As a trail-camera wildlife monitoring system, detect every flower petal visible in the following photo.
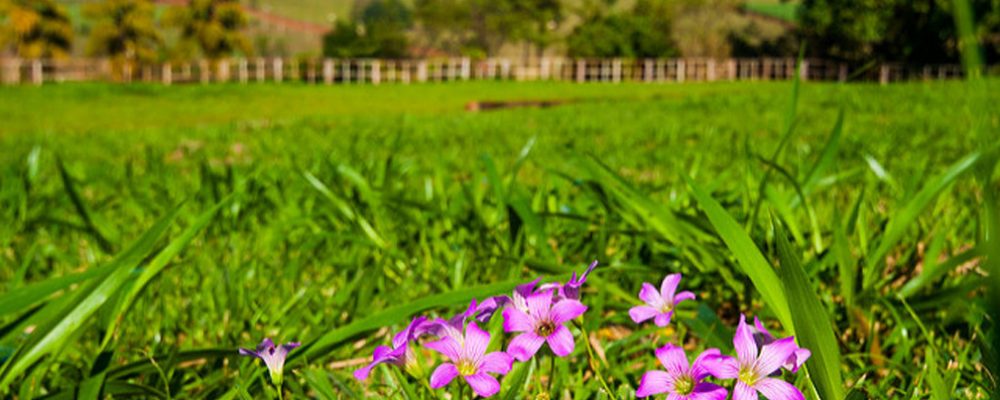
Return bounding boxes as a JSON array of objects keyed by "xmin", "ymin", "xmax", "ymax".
[
  {"xmin": 464, "ymin": 372, "xmax": 501, "ymax": 397},
  {"xmin": 699, "ymin": 354, "xmax": 738, "ymax": 379},
  {"xmin": 429, "ymin": 363, "xmax": 459, "ymax": 389},
  {"xmin": 734, "ymin": 315, "xmax": 758, "ymax": 364},
  {"xmin": 755, "ymin": 377, "xmax": 805, "ymax": 400},
  {"xmin": 660, "ymin": 273, "xmax": 682, "ymax": 301},
  {"xmin": 507, "ymin": 332, "xmax": 546, "ymax": 361},
  {"xmin": 546, "ymin": 324, "xmax": 576, "ymax": 357},
  {"xmin": 756, "ymin": 336, "xmax": 799, "ymax": 376},
  {"xmin": 690, "ymin": 348, "xmax": 722, "ymax": 379},
  {"xmin": 753, "ymin": 316, "xmax": 776, "ymax": 343},
  {"xmin": 690, "ymin": 382, "xmax": 729, "ymax": 400},
  {"xmin": 479, "ymin": 351, "xmax": 513, "ymax": 375},
  {"xmin": 784, "ymin": 348, "xmax": 812, "ymax": 373},
  {"xmin": 526, "ymin": 289, "xmax": 554, "ymax": 319},
  {"xmin": 550, "ymin": 299, "xmax": 587, "ymax": 323},
  {"xmin": 638, "ymin": 282, "xmax": 662, "ymax": 305},
  {"xmin": 635, "ymin": 370, "xmax": 674, "ymax": 397},
  {"xmin": 257, "ymin": 338, "xmax": 275, "ymax": 352},
  {"xmin": 502, "ymin": 307, "xmax": 534, "ymax": 333},
  {"xmin": 394, "ymin": 316, "xmax": 428, "ymax": 348},
  {"xmin": 464, "ymin": 322, "xmax": 491, "ymax": 360},
  {"xmin": 238, "ymin": 348, "xmax": 259, "ymax": 358},
  {"xmin": 654, "ymin": 343, "xmax": 689, "ymax": 375},
  {"xmin": 425, "ymin": 336, "xmax": 462, "ymax": 362},
  {"xmin": 353, "ymin": 363, "xmax": 377, "ymax": 381},
  {"xmin": 673, "ymin": 291, "xmax": 696, "ymax": 304},
  {"xmin": 733, "ymin": 381, "xmax": 758, "ymax": 400},
  {"xmin": 629, "ymin": 305, "xmax": 659, "ymax": 324},
  {"xmin": 653, "ymin": 311, "xmax": 674, "ymax": 327}
]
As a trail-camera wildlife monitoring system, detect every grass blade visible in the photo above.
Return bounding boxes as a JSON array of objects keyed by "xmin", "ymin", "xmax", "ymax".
[
  {"xmin": 683, "ymin": 174, "xmax": 791, "ymax": 328},
  {"xmin": 774, "ymin": 216, "xmax": 845, "ymax": 399},
  {"xmin": 0, "ymin": 205, "xmax": 183, "ymax": 388}
]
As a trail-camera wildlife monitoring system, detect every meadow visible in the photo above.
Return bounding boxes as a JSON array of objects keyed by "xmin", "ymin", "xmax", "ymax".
[{"xmin": 0, "ymin": 79, "xmax": 997, "ymax": 399}]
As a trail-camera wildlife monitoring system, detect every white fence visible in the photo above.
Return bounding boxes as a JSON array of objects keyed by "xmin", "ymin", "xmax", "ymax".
[{"xmin": 0, "ymin": 57, "xmax": 976, "ymax": 86}]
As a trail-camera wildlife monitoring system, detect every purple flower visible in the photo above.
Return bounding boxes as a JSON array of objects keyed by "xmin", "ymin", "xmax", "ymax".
[
  {"xmin": 425, "ymin": 321, "xmax": 514, "ymax": 398},
  {"xmin": 354, "ymin": 317, "xmax": 429, "ymax": 381},
  {"xmin": 502, "ymin": 288, "xmax": 588, "ymax": 361},
  {"xmin": 629, "ymin": 273, "xmax": 695, "ymax": 327},
  {"xmin": 706, "ymin": 315, "xmax": 805, "ymax": 400},
  {"xmin": 239, "ymin": 338, "xmax": 300, "ymax": 385},
  {"xmin": 636, "ymin": 344, "xmax": 728, "ymax": 400},
  {"xmin": 750, "ymin": 317, "xmax": 812, "ymax": 373},
  {"xmin": 561, "ymin": 260, "xmax": 598, "ymax": 300}
]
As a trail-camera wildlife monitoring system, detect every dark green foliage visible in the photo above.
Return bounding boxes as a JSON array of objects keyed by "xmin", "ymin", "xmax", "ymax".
[
  {"xmin": 799, "ymin": 0, "xmax": 1000, "ymax": 64},
  {"xmin": 567, "ymin": 0, "xmax": 677, "ymax": 58},
  {"xmin": 323, "ymin": 0, "xmax": 412, "ymax": 58}
]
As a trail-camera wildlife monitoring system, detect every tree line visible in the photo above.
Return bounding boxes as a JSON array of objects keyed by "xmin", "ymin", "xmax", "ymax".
[{"xmin": 1, "ymin": 0, "xmax": 997, "ymax": 67}]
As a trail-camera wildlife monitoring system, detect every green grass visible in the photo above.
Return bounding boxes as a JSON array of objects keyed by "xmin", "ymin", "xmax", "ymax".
[{"xmin": 0, "ymin": 80, "xmax": 997, "ymax": 398}]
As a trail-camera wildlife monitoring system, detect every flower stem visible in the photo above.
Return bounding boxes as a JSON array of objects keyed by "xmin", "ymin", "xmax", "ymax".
[
  {"xmin": 578, "ymin": 323, "xmax": 617, "ymax": 400},
  {"xmin": 546, "ymin": 355, "xmax": 556, "ymax": 394}
]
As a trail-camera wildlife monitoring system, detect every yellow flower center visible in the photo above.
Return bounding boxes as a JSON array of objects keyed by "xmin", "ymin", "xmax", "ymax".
[
  {"xmin": 457, "ymin": 359, "xmax": 477, "ymax": 376},
  {"xmin": 738, "ymin": 366, "xmax": 758, "ymax": 386},
  {"xmin": 659, "ymin": 303, "xmax": 673, "ymax": 314},
  {"xmin": 674, "ymin": 375, "xmax": 695, "ymax": 395}
]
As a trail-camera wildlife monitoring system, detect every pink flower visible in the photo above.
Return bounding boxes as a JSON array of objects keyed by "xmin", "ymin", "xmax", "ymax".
[
  {"xmin": 425, "ymin": 322, "xmax": 514, "ymax": 398},
  {"xmin": 705, "ymin": 315, "xmax": 805, "ymax": 400},
  {"xmin": 239, "ymin": 338, "xmax": 300, "ymax": 385},
  {"xmin": 750, "ymin": 316, "xmax": 812, "ymax": 373},
  {"xmin": 636, "ymin": 344, "xmax": 728, "ymax": 400},
  {"xmin": 502, "ymin": 288, "xmax": 587, "ymax": 361},
  {"xmin": 561, "ymin": 260, "xmax": 598, "ymax": 300},
  {"xmin": 354, "ymin": 317, "xmax": 429, "ymax": 381},
  {"xmin": 629, "ymin": 273, "xmax": 695, "ymax": 327}
]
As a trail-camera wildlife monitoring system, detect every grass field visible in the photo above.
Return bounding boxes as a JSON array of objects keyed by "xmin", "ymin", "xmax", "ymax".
[{"xmin": 0, "ymin": 79, "xmax": 998, "ymax": 399}]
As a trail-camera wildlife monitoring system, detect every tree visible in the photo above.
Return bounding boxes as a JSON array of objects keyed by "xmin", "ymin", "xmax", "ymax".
[
  {"xmin": 323, "ymin": 0, "xmax": 413, "ymax": 58},
  {"xmin": 566, "ymin": 0, "xmax": 677, "ymax": 58},
  {"xmin": 0, "ymin": 0, "xmax": 73, "ymax": 58},
  {"xmin": 164, "ymin": 0, "xmax": 250, "ymax": 59},
  {"xmin": 84, "ymin": 0, "xmax": 162, "ymax": 64},
  {"xmin": 413, "ymin": 0, "xmax": 471, "ymax": 56},
  {"xmin": 799, "ymin": 0, "xmax": 1000, "ymax": 64}
]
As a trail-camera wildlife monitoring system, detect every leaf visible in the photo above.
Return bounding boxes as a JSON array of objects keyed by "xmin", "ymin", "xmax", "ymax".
[
  {"xmin": 57, "ymin": 157, "xmax": 119, "ymax": 253},
  {"xmin": 683, "ymin": 174, "xmax": 791, "ymax": 328},
  {"xmin": 865, "ymin": 150, "xmax": 981, "ymax": 289},
  {"xmin": 500, "ymin": 357, "xmax": 534, "ymax": 400},
  {"xmin": 774, "ymin": 217, "xmax": 845, "ymax": 400},
  {"xmin": 0, "ymin": 205, "xmax": 182, "ymax": 388}
]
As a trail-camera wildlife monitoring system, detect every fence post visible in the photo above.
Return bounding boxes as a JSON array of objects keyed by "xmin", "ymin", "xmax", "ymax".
[
  {"xmin": 461, "ymin": 57, "xmax": 471, "ymax": 80},
  {"xmin": 402, "ymin": 61, "xmax": 411, "ymax": 84},
  {"xmin": 162, "ymin": 63, "xmax": 172, "ymax": 85},
  {"xmin": 31, "ymin": 60, "xmax": 43, "ymax": 85},
  {"xmin": 417, "ymin": 60, "xmax": 428, "ymax": 82},
  {"xmin": 707, "ymin": 59, "xmax": 717, "ymax": 81},
  {"xmin": 323, "ymin": 59, "xmax": 333, "ymax": 84},
  {"xmin": 576, "ymin": 59, "xmax": 586, "ymax": 83},
  {"xmin": 879, "ymin": 64, "xmax": 889, "ymax": 85},
  {"xmin": 799, "ymin": 60, "xmax": 809, "ymax": 81},
  {"xmin": 3, "ymin": 58, "xmax": 21, "ymax": 85},
  {"xmin": 239, "ymin": 59, "xmax": 248, "ymax": 84},
  {"xmin": 273, "ymin": 58, "xmax": 283, "ymax": 83},
  {"xmin": 676, "ymin": 59, "xmax": 685, "ymax": 83},
  {"xmin": 642, "ymin": 59, "xmax": 653, "ymax": 82},
  {"xmin": 371, "ymin": 60, "xmax": 381, "ymax": 85},
  {"xmin": 219, "ymin": 59, "xmax": 231, "ymax": 82}
]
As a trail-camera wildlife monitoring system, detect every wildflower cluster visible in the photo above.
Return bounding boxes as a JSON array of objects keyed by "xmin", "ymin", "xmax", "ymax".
[
  {"xmin": 353, "ymin": 260, "xmax": 598, "ymax": 397},
  {"xmin": 631, "ymin": 274, "xmax": 811, "ymax": 400},
  {"xmin": 236, "ymin": 262, "xmax": 811, "ymax": 399}
]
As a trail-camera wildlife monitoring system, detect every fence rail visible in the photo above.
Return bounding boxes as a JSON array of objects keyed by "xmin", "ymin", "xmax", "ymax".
[{"xmin": 0, "ymin": 57, "xmax": 979, "ymax": 86}]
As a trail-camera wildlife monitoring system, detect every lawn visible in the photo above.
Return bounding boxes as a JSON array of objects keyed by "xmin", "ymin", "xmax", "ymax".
[{"xmin": 0, "ymin": 79, "xmax": 997, "ymax": 398}]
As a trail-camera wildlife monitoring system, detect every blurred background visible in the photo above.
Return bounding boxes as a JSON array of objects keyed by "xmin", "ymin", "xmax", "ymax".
[{"xmin": 1, "ymin": 0, "xmax": 997, "ymax": 69}]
